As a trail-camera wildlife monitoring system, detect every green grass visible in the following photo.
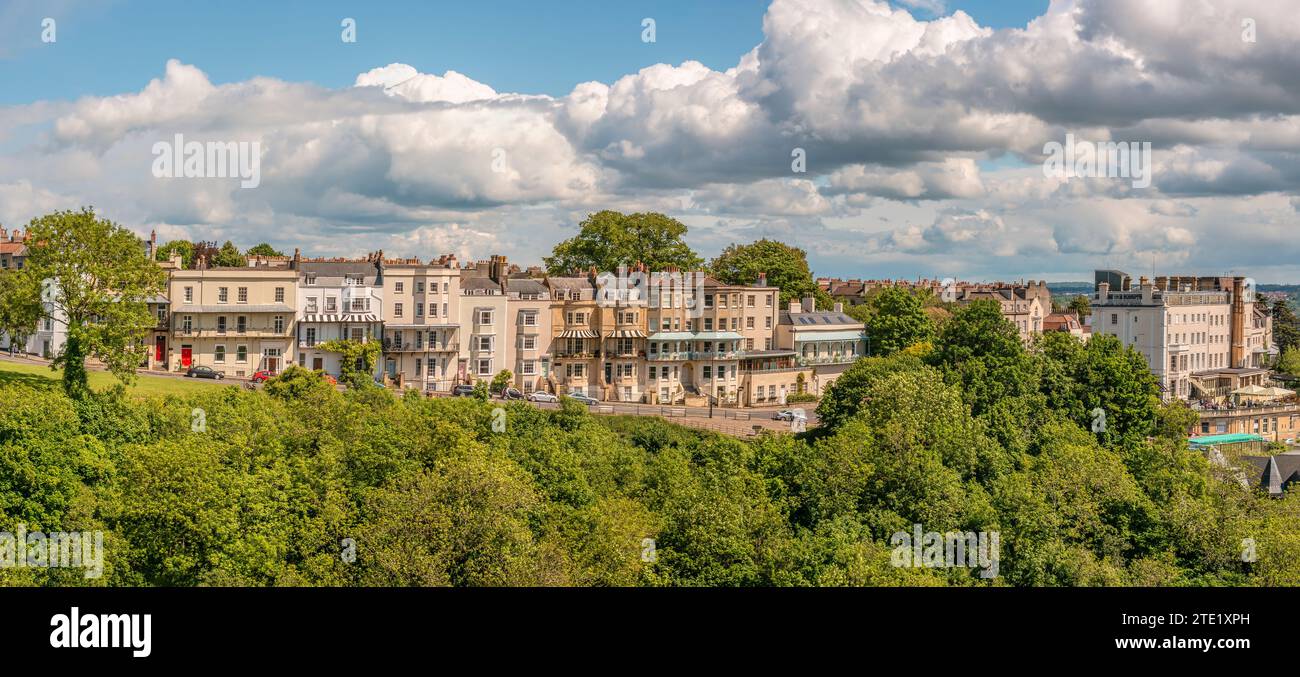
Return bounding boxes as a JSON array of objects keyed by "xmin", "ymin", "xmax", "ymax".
[{"xmin": 0, "ymin": 358, "xmax": 228, "ymax": 396}]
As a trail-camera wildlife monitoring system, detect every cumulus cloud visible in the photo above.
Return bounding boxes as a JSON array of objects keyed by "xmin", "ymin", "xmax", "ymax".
[{"xmin": 3, "ymin": 0, "xmax": 1300, "ymax": 280}]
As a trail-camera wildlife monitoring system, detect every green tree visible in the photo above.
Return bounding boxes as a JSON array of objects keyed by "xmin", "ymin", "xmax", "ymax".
[
  {"xmin": 246, "ymin": 243, "xmax": 284, "ymax": 258},
  {"xmin": 1271, "ymin": 297, "xmax": 1300, "ymax": 355},
  {"xmin": 317, "ymin": 339, "xmax": 381, "ymax": 389},
  {"xmin": 544, "ymin": 211, "xmax": 702, "ymax": 275},
  {"xmin": 0, "ymin": 208, "xmax": 166, "ymax": 397},
  {"xmin": 212, "ymin": 240, "xmax": 247, "ymax": 268},
  {"xmin": 154, "ymin": 239, "xmax": 196, "ymax": 268},
  {"xmin": 709, "ymin": 238, "xmax": 831, "ymax": 308},
  {"xmin": 1276, "ymin": 346, "xmax": 1300, "ymax": 377},
  {"xmin": 491, "ymin": 369, "xmax": 514, "ymax": 394},
  {"xmin": 866, "ymin": 287, "xmax": 935, "ymax": 354},
  {"xmin": 1067, "ymin": 294, "xmax": 1090, "ymax": 319}
]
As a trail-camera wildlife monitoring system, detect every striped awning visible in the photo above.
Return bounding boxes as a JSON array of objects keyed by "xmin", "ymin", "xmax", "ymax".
[
  {"xmin": 302, "ymin": 314, "xmax": 379, "ymax": 323},
  {"xmin": 557, "ymin": 329, "xmax": 599, "ymax": 339},
  {"xmin": 606, "ymin": 330, "xmax": 646, "ymax": 338}
]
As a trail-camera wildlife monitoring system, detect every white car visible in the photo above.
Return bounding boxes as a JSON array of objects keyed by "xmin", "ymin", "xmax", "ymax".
[
  {"xmin": 774, "ymin": 409, "xmax": 807, "ymax": 422},
  {"xmin": 527, "ymin": 391, "xmax": 559, "ymax": 403},
  {"xmin": 566, "ymin": 393, "xmax": 600, "ymax": 406}
]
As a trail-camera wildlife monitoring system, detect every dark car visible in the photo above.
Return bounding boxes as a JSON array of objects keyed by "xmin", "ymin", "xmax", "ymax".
[
  {"xmin": 501, "ymin": 387, "xmax": 524, "ymax": 400},
  {"xmin": 451, "ymin": 384, "xmax": 477, "ymax": 397},
  {"xmin": 185, "ymin": 365, "xmax": 224, "ymax": 380}
]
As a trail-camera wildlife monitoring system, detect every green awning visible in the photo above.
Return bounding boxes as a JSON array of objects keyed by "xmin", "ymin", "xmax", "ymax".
[{"xmin": 1189, "ymin": 433, "xmax": 1264, "ymax": 445}]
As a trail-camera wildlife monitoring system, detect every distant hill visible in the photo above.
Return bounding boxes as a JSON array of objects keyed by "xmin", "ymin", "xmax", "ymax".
[{"xmin": 1047, "ymin": 282, "xmax": 1092, "ymax": 297}]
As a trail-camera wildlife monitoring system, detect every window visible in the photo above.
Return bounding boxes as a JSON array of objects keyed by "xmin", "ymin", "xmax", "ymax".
[
  {"xmin": 704, "ymin": 294, "xmax": 714, "ymax": 308},
  {"xmin": 345, "ymin": 275, "xmax": 362, "ymax": 286},
  {"xmin": 765, "ymin": 316, "xmax": 772, "ymax": 329},
  {"xmin": 351, "ymin": 298, "xmax": 367, "ymax": 312},
  {"xmin": 394, "ymin": 303, "xmax": 403, "ymax": 317},
  {"xmin": 765, "ymin": 295, "xmax": 772, "ymax": 306},
  {"xmin": 217, "ymin": 316, "xmax": 227, "ymax": 333},
  {"xmin": 746, "ymin": 317, "xmax": 754, "ymax": 329},
  {"xmin": 394, "ymin": 282, "xmax": 404, "ymax": 293},
  {"xmin": 350, "ymin": 327, "xmax": 364, "ymax": 341},
  {"xmin": 416, "ymin": 304, "xmax": 424, "ymax": 318},
  {"xmin": 522, "ymin": 360, "xmax": 536, "ymax": 376},
  {"xmin": 479, "ymin": 310, "xmax": 493, "ymax": 325},
  {"xmin": 703, "ymin": 366, "xmax": 712, "ymax": 379},
  {"xmin": 478, "ymin": 336, "xmax": 493, "ymax": 352},
  {"xmin": 182, "ymin": 315, "xmax": 193, "ymax": 332},
  {"xmin": 237, "ymin": 316, "xmax": 247, "ymax": 333},
  {"xmin": 1111, "ymin": 314, "xmax": 1118, "ymax": 325},
  {"xmin": 442, "ymin": 303, "xmax": 447, "ymax": 317},
  {"xmin": 214, "ymin": 345, "xmax": 226, "ymax": 363},
  {"xmin": 236, "ymin": 345, "xmax": 248, "ymax": 363},
  {"xmin": 746, "ymin": 338, "xmax": 754, "ymax": 350},
  {"xmin": 415, "ymin": 359, "xmax": 422, "ymax": 376},
  {"xmin": 184, "ymin": 286, "xmax": 193, "ymax": 303},
  {"xmin": 704, "ymin": 318, "xmax": 714, "ymax": 331},
  {"xmin": 522, "ymin": 312, "xmax": 538, "ymax": 326},
  {"xmin": 415, "ymin": 331, "xmax": 424, "ymax": 349},
  {"xmin": 275, "ymin": 287, "xmax": 285, "ymax": 303},
  {"xmin": 649, "ymin": 366, "xmax": 657, "ymax": 380},
  {"xmin": 325, "ymin": 297, "xmax": 337, "ymax": 312},
  {"xmin": 274, "ymin": 316, "xmax": 285, "ymax": 333},
  {"xmin": 429, "ymin": 303, "xmax": 437, "ymax": 317},
  {"xmin": 306, "ymin": 297, "xmax": 318, "ymax": 313},
  {"xmin": 237, "ymin": 287, "xmax": 248, "ymax": 303},
  {"xmin": 218, "ymin": 287, "xmax": 229, "ymax": 303},
  {"xmin": 305, "ymin": 327, "xmax": 316, "ymax": 346},
  {"xmin": 477, "ymin": 359, "xmax": 492, "ymax": 376},
  {"xmin": 305, "ymin": 274, "xmax": 317, "ymax": 286},
  {"xmin": 443, "ymin": 282, "xmax": 448, "ymax": 293},
  {"xmin": 415, "ymin": 281, "xmax": 425, "ymax": 294},
  {"xmin": 748, "ymin": 295, "xmax": 755, "ymax": 307},
  {"xmin": 522, "ymin": 336, "xmax": 536, "ymax": 350}
]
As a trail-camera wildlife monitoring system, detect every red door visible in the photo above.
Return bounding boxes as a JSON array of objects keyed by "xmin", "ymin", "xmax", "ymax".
[
  {"xmin": 181, "ymin": 346, "xmax": 192, "ymax": 367},
  {"xmin": 154, "ymin": 336, "xmax": 166, "ymax": 362}
]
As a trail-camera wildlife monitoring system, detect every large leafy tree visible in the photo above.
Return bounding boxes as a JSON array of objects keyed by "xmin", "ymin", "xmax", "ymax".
[
  {"xmin": 865, "ymin": 287, "xmax": 935, "ymax": 355},
  {"xmin": 246, "ymin": 243, "xmax": 284, "ymax": 258},
  {"xmin": 154, "ymin": 239, "xmax": 196, "ymax": 268},
  {"xmin": 1271, "ymin": 296, "xmax": 1299, "ymax": 355},
  {"xmin": 544, "ymin": 211, "xmax": 703, "ymax": 274},
  {"xmin": 709, "ymin": 238, "xmax": 831, "ymax": 308},
  {"xmin": 213, "ymin": 240, "xmax": 248, "ymax": 268},
  {"xmin": 0, "ymin": 208, "xmax": 166, "ymax": 396}
]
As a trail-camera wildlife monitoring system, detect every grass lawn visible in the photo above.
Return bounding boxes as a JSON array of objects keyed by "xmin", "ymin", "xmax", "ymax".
[{"xmin": 0, "ymin": 358, "xmax": 228, "ymax": 397}]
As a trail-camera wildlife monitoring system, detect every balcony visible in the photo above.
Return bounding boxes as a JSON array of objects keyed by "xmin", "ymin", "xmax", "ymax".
[
  {"xmin": 383, "ymin": 340, "xmax": 459, "ymax": 353},
  {"xmin": 554, "ymin": 351, "xmax": 595, "ymax": 359},
  {"xmin": 796, "ymin": 354, "xmax": 859, "ymax": 366},
  {"xmin": 647, "ymin": 351, "xmax": 689, "ymax": 361}
]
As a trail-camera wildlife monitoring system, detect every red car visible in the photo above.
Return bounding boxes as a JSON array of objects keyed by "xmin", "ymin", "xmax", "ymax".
[{"xmin": 250, "ymin": 370, "xmax": 276, "ymax": 383}]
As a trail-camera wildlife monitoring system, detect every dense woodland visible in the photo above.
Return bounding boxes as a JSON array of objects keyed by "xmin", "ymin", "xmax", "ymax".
[{"xmin": 3, "ymin": 299, "xmax": 1299, "ymax": 587}]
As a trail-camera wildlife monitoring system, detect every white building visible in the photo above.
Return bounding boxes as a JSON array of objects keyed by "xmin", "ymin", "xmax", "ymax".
[{"xmin": 295, "ymin": 256, "xmax": 385, "ymax": 379}]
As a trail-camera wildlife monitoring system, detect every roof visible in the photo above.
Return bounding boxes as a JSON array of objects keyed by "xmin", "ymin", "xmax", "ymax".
[
  {"xmin": 547, "ymin": 277, "xmax": 593, "ymax": 291},
  {"xmin": 1189, "ymin": 433, "xmax": 1265, "ymax": 445},
  {"xmin": 461, "ymin": 277, "xmax": 502, "ymax": 292},
  {"xmin": 779, "ymin": 310, "xmax": 862, "ymax": 327},
  {"xmin": 299, "ymin": 261, "xmax": 382, "ymax": 283},
  {"xmin": 1242, "ymin": 455, "xmax": 1300, "ymax": 496},
  {"xmin": 508, "ymin": 278, "xmax": 548, "ymax": 295},
  {"xmin": 0, "ymin": 242, "xmax": 26, "ymax": 255}
]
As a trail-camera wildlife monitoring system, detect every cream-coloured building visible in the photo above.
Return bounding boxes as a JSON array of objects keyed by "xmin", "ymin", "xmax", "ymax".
[
  {"xmin": 1091, "ymin": 270, "xmax": 1274, "ymax": 400},
  {"xmin": 294, "ymin": 255, "xmax": 385, "ymax": 379},
  {"xmin": 380, "ymin": 255, "xmax": 462, "ymax": 391},
  {"xmin": 169, "ymin": 265, "xmax": 297, "ymax": 377}
]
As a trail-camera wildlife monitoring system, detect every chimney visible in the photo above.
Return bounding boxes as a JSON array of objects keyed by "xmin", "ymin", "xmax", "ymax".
[
  {"xmin": 789, "ymin": 299, "xmax": 803, "ymax": 314},
  {"xmin": 1231, "ymin": 276, "xmax": 1247, "ymax": 367},
  {"xmin": 1097, "ymin": 281, "xmax": 1110, "ymax": 302},
  {"xmin": 291, "ymin": 248, "xmax": 301, "ymax": 270},
  {"xmin": 802, "ymin": 296, "xmax": 816, "ymax": 312},
  {"xmin": 833, "ymin": 302, "xmax": 843, "ymax": 313},
  {"xmin": 1, "ymin": 227, "xmax": 8, "ymax": 241},
  {"xmin": 757, "ymin": 272, "xmax": 767, "ymax": 287}
]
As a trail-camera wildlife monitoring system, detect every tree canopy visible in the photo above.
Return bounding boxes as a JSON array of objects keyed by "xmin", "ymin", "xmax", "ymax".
[
  {"xmin": 544, "ymin": 211, "xmax": 703, "ymax": 275},
  {"xmin": 0, "ymin": 208, "xmax": 166, "ymax": 396},
  {"xmin": 709, "ymin": 239, "xmax": 831, "ymax": 309},
  {"xmin": 863, "ymin": 287, "xmax": 935, "ymax": 355},
  {"xmin": 246, "ymin": 243, "xmax": 285, "ymax": 258}
]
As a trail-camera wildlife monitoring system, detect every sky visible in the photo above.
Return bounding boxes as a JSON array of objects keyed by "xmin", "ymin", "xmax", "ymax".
[{"xmin": 1, "ymin": 0, "xmax": 1297, "ymax": 283}]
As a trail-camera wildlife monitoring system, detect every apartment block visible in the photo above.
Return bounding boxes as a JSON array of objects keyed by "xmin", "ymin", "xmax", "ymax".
[
  {"xmin": 380, "ymin": 255, "xmax": 461, "ymax": 391},
  {"xmin": 1091, "ymin": 270, "xmax": 1275, "ymax": 400},
  {"xmin": 169, "ymin": 263, "xmax": 297, "ymax": 376},
  {"xmin": 294, "ymin": 253, "xmax": 385, "ymax": 378}
]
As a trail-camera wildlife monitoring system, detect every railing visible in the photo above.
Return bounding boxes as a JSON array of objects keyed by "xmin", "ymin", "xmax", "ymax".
[
  {"xmin": 796, "ymin": 354, "xmax": 859, "ymax": 366},
  {"xmin": 554, "ymin": 351, "xmax": 595, "ymax": 359},
  {"xmin": 1194, "ymin": 402, "xmax": 1299, "ymax": 417},
  {"xmin": 383, "ymin": 341, "xmax": 459, "ymax": 352}
]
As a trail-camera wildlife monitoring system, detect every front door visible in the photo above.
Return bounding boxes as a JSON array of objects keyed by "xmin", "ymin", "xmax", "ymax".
[
  {"xmin": 313, "ymin": 357, "xmax": 323, "ymax": 371},
  {"xmin": 181, "ymin": 345, "xmax": 192, "ymax": 367},
  {"xmin": 154, "ymin": 336, "xmax": 165, "ymax": 362},
  {"xmin": 265, "ymin": 356, "xmax": 280, "ymax": 373}
]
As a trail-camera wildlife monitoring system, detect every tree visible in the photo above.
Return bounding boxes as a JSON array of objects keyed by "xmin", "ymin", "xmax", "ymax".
[
  {"xmin": 710, "ymin": 239, "xmax": 831, "ymax": 309},
  {"xmin": 317, "ymin": 339, "xmax": 381, "ymax": 389},
  {"xmin": 1271, "ymin": 297, "xmax": 1300, "ymax": 355},
  {"xmin": 154, "ymin": 240, "xmax": 196, "ymax": 268},
  {"xmin": 0, "ymin": 208, "xmax": 166, "ymax": 397},
  {"xmin": 246, "ymin": 243, "xmax": 284, "ymax": 258},
  {"xmin": 491, "ymin": 369, "xmax": 514, "ymax": 394},
  {"xmin": 212, "ymin": 241, "xmax": 247, "ymax": 268},
  {"xmin": 544, "ymin": 211, "xmax": 702, "ymax": 275},
  {"xmin": 866, "ymin": 287, "xmax": 935, "ymax": 355},
  {"xmin": 1068, "ymin": 294, "xmax": 1090, "ymax": 319},
  {"xmin": 1277, "ymin": 346, "xmax": 1300, "ymax": 377}
]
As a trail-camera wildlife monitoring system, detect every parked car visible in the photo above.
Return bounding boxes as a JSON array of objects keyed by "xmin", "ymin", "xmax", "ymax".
[
  {"xmin": 250, "ymin": 370, "xmax": 275, "ymax": 383},
  {"xmin": 774, "ymin": 409, "xmax": 807, "ymax": 422},
  {"xmin": 526, "ymin": 391, "xmax": 559, "ymax": 403},
  {"xmin": 500, "ymin": 387, "xmax": 524, "ymax": 400},
  {"xmin": 184, "ymin": 365, "xmax": 224, "ymax": 380},
  {"xmin": 566, "ymin": 393, "xmax": 600, "ymax": 406},
  {"xmin": 451, "ymin": 384, "xmax": 477, "ymax": 397}
]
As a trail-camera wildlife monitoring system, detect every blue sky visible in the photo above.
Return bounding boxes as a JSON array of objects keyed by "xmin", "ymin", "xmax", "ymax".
[{"xmin": 1, "ymin": 0, "xmax": 1047, "ymax": 105}]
